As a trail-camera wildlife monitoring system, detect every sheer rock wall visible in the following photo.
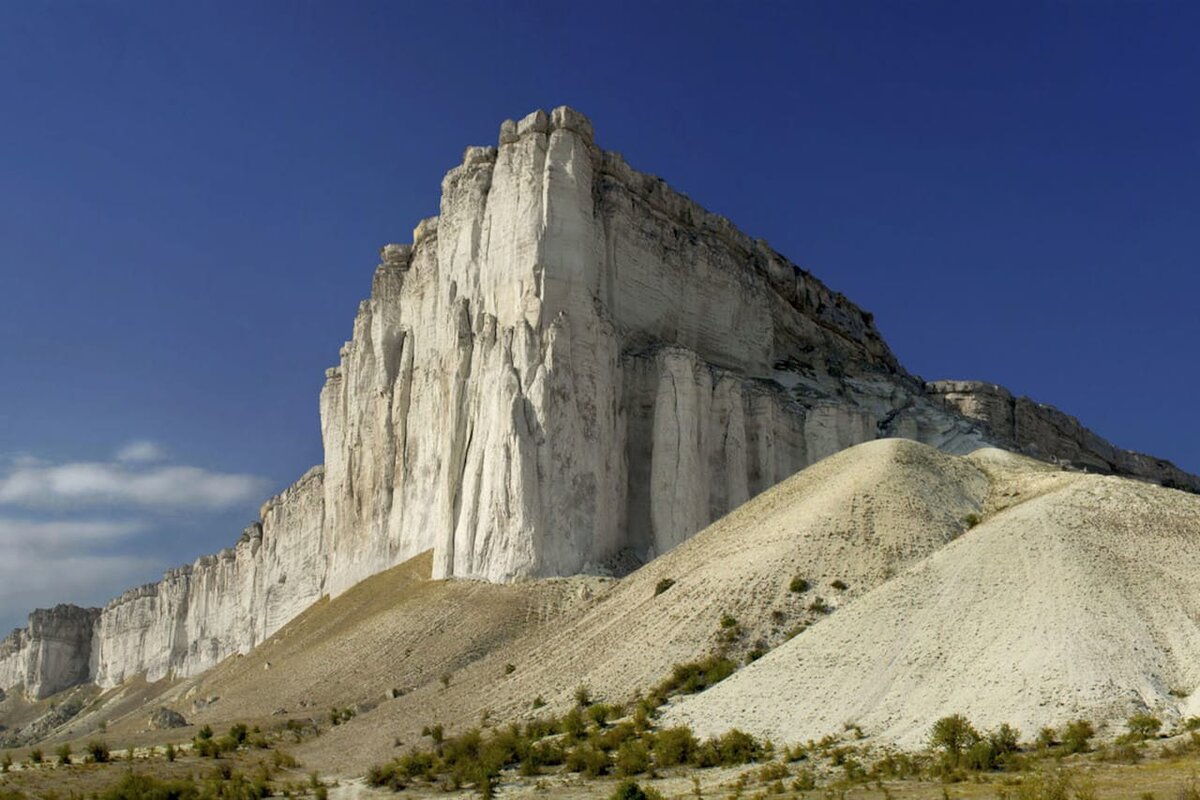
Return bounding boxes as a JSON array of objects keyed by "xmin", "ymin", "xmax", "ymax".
[{"xmin": 2, "ymin": 107, "xmax": 1194, "ymax": 698}]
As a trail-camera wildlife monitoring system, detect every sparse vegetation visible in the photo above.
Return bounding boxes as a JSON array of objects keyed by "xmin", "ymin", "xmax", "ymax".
[
  {"xmin": 1061, "ymin": 718, "xmax": 1095, "ymax": 754},
  {"xmin": 831, "ymin": 579, "xmax": 848, "ymax": 590},
  {"xmin": 1124, "ymin": 712, "xmax": 1163, "ymax": 741},
  {"xmin": 654, "ymin": 578, "xmax": 676, "ymax": 596},
  {"xmin": 504, "ymin": 663, "xmax": 516, "ymax": 675},
  {"xmin": 789, "ymin": 576, "xmax": 809, "ymax": 593},
  {"xmin": 964, "ymin": 512, "xmax": 982, "ymax": 528},
  {"xmin": 329, "ymin": 706, "xmax": 356, "ymax": 726},
  {"xmin": 56, "ymin": 743, "xmax": 71, "ymax": 765},
  {"xmin": 808, "ymin": 596, "xmax": 830, "ymax": 614},
  {"xmin": 85, "ymin": 739, "xmax": 111, "ymax": 763}
]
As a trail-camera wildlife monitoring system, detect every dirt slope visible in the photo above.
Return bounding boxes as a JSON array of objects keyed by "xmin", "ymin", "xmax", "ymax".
[
  {"xmin": 666, "ymin": 448, "xmax": 1200, "ymax": 747},
  {"xmin": 291, "ymin": 439, "xmax": 990, "ymax": 773}
]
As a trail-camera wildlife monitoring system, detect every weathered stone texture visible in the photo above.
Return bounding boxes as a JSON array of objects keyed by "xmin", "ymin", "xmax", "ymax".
[{"xmin": 2, "ymin": 107, "xmax": 1194, "ymax": 698}]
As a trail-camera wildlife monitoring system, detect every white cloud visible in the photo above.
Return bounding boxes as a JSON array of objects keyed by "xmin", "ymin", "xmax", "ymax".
[
  {"xmin": 0, "ymin": 517, "xmax": 160, "ymax": 632},
  {"xmin": 0, "ymin": 461, "xmax": 269, "ymax": 511},
  {"xmin": 115, "ymin": 440, "xmax": 167, "ymax": 463},
  {"xmin": 0, "ymin": 517, "xmax": 147, "ymax": 553}
]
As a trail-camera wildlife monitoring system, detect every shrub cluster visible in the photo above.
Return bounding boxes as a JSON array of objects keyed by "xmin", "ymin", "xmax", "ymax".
[{"xmin": 368, "ymin": 707, "xmax": 766, "ymax": 795}]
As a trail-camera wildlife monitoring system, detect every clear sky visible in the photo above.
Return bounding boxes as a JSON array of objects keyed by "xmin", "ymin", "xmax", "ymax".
[{"xmin": 1, "ymin": 2, "xmax": 1196, "ymax": 632}]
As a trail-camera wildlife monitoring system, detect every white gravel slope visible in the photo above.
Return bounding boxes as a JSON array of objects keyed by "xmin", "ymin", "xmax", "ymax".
[{"xmin": 665, "ymin": 453, "xmax": 1200, "ymax": 748}]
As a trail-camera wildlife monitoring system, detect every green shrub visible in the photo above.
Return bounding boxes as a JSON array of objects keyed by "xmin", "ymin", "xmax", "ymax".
[
  {"xmin": 85, "ymin": 739, "xmax": 111, "ymax": 763},
  {"xmin": 56, "ymin": 743, "xmax": 71, "ymax": 766},
  {"xmin": 792, "ymin": 768, "xmax": 817, "ymax": 790},
  {"xmin": 164, "ymin": 742, "xmax": 176, "ymax": 762},
  {"xmin": 1036, "ymin": 727, "xmax": 1057, "ymax": 749},
  {"xmin": 1061, "ymin": 719, "xmax": 1095, "ymax": 754},
  {"xmin": 964, "ymin": 513, "xmax": 981, "ymax": 528},
  {"xmin": 97, "ymin": 772, "xmax": 201, "ymax": 800},
  {"xmin": 1, "ymin": 752, "xmax": 10, "ymax": 773},
  {"xmin": 565, "ymin": 743, "xmax": 609, "ymax": 776},
  {"xmin": 830, "ymin": 579, "xmax": 848, "ymax": 591},
  {"xmin": 657, "ymin": 655, "xmax": 736, "ymax": 697},
  {"xmin": 654, "ymin": 578, "xmax": 676, "ymax": 596},
  {"xmin": 789, "ymin": 576, "xmax": 809, "ymax": 593},
  {"xmin": 531, "ymin": 695, "xmax": 546, "ymax": 709},
  {"xmin": 652, "ymin": 727, "xmax": 698, "ymax": 767},
  {"xmin": 929, "ymin": 715, "xmax": 980, "ymax": 764},
  {"xmin": 609, "ymin": 780, "xmax": 664, "ymax": 800},
  {"xmin": 808, "ymin": 597, "xmax": 830, "ymax": 614},
  {"xmin": 1126, "ymin": 713, "xmax": 1162, "ymax": 741},
  {"xmin": 575, "ymin": 685, "xmax": 592, "ymax": 707},
  {"xmin": 504, "ymin": 663, "xmax": 516, "ymax": 675},
  {"xmin": 614, "ymin": 739, "xmax": 651, "ymax": 776},
  {"xmin": 27, "ymin": 749, "xmax": 42, "ymax": 764},
  {"xmin": 710, "ymin": 729, "xmax": 762, "ymax": 765}
]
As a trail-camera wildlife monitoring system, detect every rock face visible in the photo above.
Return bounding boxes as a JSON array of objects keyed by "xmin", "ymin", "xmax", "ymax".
[
  {"xmin": 0, "ymin": 606, "xmax": 99, "ymax": 699},
  {"xmin": 928, "ymin": 381, "xmax": 1200, "ymax": 492},
  {"xmin": 1, "ymin": 107, "xmax": 1196, "ymax": 698},
  {"xmin": 88, "ymin": 466, "xmax": 326, "ymax": 687}
]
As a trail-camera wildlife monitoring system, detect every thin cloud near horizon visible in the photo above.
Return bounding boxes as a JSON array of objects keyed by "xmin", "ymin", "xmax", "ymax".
[
  {"xmin": 0, "ymin": 449, "xmax": 268, "ymax": 511},
  {"xmin": 0, "ymin": 442, "xmax": 272, "ymax": 632}
]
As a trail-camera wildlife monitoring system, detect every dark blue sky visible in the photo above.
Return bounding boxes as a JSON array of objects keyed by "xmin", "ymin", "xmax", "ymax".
[{"xmin": 0, "ymin": 2, "xmax": 1196, "ymax": 629}]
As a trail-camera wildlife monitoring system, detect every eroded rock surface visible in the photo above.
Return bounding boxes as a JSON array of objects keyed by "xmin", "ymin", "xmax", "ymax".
[{"xmin": 2, "ymin": 107, "xmax": 1194, "ymax": 698}]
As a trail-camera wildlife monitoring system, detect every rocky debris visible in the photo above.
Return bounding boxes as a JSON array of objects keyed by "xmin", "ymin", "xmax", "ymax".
[
  {"xmin": 2, "ymin": 107, "xmax": 1195, "ymax": 701},
  {"xmin": 147, "ymin": 706, "xmax": 188, "ymax": 730}
]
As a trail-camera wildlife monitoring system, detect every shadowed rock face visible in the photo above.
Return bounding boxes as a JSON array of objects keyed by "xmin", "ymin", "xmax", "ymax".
[
  {"xmin": 0, "ymin": 605, "xmax": 99, "ymax": 699},
  {"xmin": 2, "ymin": 107, "xmax": 1195, "ymax": 698}
]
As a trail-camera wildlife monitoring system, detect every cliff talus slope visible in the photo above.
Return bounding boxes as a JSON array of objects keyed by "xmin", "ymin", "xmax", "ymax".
[{"xmin": 2, "ymin": 106, "xmax": 1195, "ymax": 702}]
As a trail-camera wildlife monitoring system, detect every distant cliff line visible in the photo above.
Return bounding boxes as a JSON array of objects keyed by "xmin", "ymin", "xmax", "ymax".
[{"xmin": 3, "ymin": 106, "xmax": 1195, "ymax": 701}]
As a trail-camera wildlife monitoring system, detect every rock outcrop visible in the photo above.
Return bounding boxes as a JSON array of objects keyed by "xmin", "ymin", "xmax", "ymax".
[
  {"xmin": 0, "ymin": 605, "xmax": 99, "ymax": 699},
  {"xmin": 2, "ymin": 107, "xmax": 1195, "ymax": 699},
  {"xmin": 928, "ymin": 381, "xmax": 1200, "ymax": 492}
]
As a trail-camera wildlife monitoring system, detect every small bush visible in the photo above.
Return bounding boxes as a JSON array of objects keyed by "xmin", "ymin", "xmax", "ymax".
[
  {"xmin": 792, "ymin": 768, "xmax": 817, "ymax": 790},
  {"xmin": 964, "ymin": 513, "xmax": 981, "ymax": 528},
  {"xmin": 27, "ymin": 749, "xmax": 42, "ymax": 764},
  {"xmin": 164, "ymin": 743, "xmax": 176, "ymax": 762},
  {"xmin": 654, "ymin": 578, "xmax": 676, "ymax": 596},
  {"xmin": 575, "ymin": 685, "xmax": 592, "ymax": 708},
  {"xmin": 808, "ymin": 597, "xmax": 830, "ymax": 614},
  {"xmin": 789, "ymin": 576, "xmax": 809, "ymax": 593},
  {"xmin": 1126, "ymin": 713, "xmax": 1163, "ymax": 741},
  {"xmin": 657, "ymin": 655, "xmax": 737, "ymax": 697},
  {"xmin": 652, "ymin": 727, "xmax": 698, "ymax": 767},
  {"xmin": 85, "ymin": 740, "xmax": 111, "ymax": 764},
  {"xmin": 1061, "ymin": 719, "xmax": 1095, "ymax": 754},
  {"xmin": 929, "ymin": 714, "xmax": 980, "ymax": 763},
  {"xmin": 439, "ymin": 672, "xmax": 452, "ymax": 689},
  {"xmin": 56, "ymin": 744, "xmax": 71, "ymax": 766},
  {"xmin": 614, "ymin": 740, "xmax": 651, "ymax": 776},
  {"xmin": 504, "ymin": 663, "xmax": 516, "ymax": 675},
  {"xmin": 1, "ymin": 752, "xmax": 10, "ymax": 773},
  {"xmin": 831, "ymin": 579, "xmax": 848, "ymax": 591},
  {"xmin": 609, "ymin": 780, "xmax": 664, "ymax": 800},
  {"xmin": 531, "ymin": 696, "xmax": 546, "ymax": 709}
]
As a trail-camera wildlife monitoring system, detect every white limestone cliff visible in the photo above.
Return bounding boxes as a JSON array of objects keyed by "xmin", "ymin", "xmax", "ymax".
[
  {"xmin": 0, "ymin": 606, "xmax": 99, "ymax": 699},
  {"xmin": 2, "ymin": 107, "xmax": 1195, "ymax": 698}
]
